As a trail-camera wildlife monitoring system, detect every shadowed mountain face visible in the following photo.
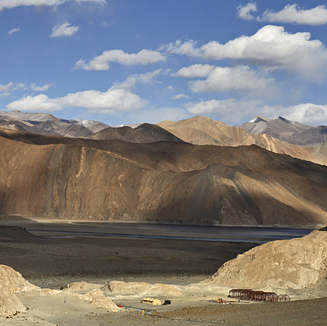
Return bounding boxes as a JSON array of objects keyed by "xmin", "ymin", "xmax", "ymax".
[
  {"xmin": 91, "ymin": 123, "xmax": 184, "ymax": 143},
  {"xmin": 1, "ymin": 128, "xmax": 327, "ymax": 226},
  {"xmin": 238, "ymin": 116, "xmax": 327, "ymax": 146}
]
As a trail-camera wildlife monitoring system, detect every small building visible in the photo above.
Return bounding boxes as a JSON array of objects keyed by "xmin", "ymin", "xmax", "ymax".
[{"xmin": 141, "ymin": 298, "xmax": 162, "ymax": 305}]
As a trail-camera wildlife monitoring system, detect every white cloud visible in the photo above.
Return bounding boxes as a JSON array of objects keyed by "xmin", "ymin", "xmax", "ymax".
[
  {"xmin": 261, "ymin": 4, "xmax": 327, "ymax": 26},
  {"xmin": 129, "ymin": 107, "xmax": 190, "ymax": 124},
  {"xmin": 5, "ymin": 71, "xmax": 161, "ymax": 113},
  {"xmin": 172, "ymin": 93, "xmax": 189, "ymax": 100},
  {"xmin": 75, "ymin": 49, "xmax": 166, "ymax": 71},
  {"xmin": 6, "ymin": 88, "xmax": 146, "ymax": 113},
  {"xmin": 8, "ymin": 28, "xmax": 20, "ymax": 35},
  {"xmin": 185, "ymin": 98, "xmax": 262, "ymax": 123},
  {"xmin": 0, "ymin": 83, "xmax": 14, "ymax": 96},
  {"xmin": 176, "ymin": 64, "xmax": 215, "ymax": 78},
  {"xmin": 189, "ymin": 65, "xmax": 273, "ymax": 92},
  {"xmin": 184, "ymin": 99, "xmax": 327, "ymax": 124},
  {"xmin": 165, "ymin": 25, "xmax": 327, "ymax": 81},
  {"xmin": 50, "ymin": 22, "xmax": 79, "ymax": 38},
  {"xmin": 30, "ymin": 83, "xmax": 52, "ymax": 92},
  {"xmin": 118, "ymin": 70, "xmax": 162, "ymax": 89},
  {"xmin": 0, "ymin": 82, "xmax": 27, "ymax": 96},
  {"xmin": 261, "ymin": 103, "xmax": 327, "ymax": 124},
  {"xmin": 0, "ymin": 0, "xmax": 106, "ymax": 11},
  {"xmin": 237, "ymin": 2, "xmax": 258, "ymax": 21}
]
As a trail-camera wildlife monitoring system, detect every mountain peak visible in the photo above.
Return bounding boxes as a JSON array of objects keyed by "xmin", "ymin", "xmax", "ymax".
[
  {"xmin": 249, "ymin": 115, "xmax": 270, "ymax": 123},
  {"xmin": 277, "ymin": 116, "xmax": 291, "ymax": 123}
]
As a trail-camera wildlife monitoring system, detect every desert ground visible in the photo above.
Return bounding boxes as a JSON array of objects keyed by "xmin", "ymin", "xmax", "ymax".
[{"xmin": 0, "ymin": 217, "xmax": 326, "ymax": 325}]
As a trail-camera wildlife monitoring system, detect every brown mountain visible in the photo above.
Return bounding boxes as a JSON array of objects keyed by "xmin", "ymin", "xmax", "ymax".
[
  {"xmin": 238, "ymin": 116, "xmax": 327, "ymax": 146},
  {"xmin": 91, "ymin": 123, "xmax": 183, "ymax": 143},
  {"xmin": 157, "ymin": 116, "xmax": 327, "ymax": 166},
  {"xmin": 0, "ymin": 110, "xmax": 108, "ymax": 138},
  {"xmin": 1, "ymin": 128, "xmax": 327, "ymax": 226}
]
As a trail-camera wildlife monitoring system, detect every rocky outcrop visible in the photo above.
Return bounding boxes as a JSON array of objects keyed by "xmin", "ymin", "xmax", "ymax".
[
  {"xmin": 203, "ymin": 230, "xmax": 327, "ymax": 289},
  {"xmin": 0, "ymin": 264, "xmax": 39, "ymax": 316},
  {"xmin": 78, "ymin": 289, "xmax": 121, "ymax": 311},
  {"xmin": 109, "ymin": 281, "xmax": 185, "ymax": 296}
]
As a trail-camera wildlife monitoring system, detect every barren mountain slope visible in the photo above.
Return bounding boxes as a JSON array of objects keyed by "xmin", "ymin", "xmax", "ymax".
[
  {"xmin": 239, "ymin": 116, "xmax": 327, "ymax": 146},
  {"xmin": 91, "ymin": 123, "xmax": 183, "ymax": 143},
  {"xmin": 203, "ymin": 230, "xmax": 327, "ymax": 290},
  {"xmin": 1, "ymin": 129, "xmax": 327, "ymax": 225},
  {"xmin": 157, "ymin": 116, "xmax": 327, "ymax": 165},
  {"xmin": 0, "ymin": 110, "xmax": 108, "ymax": 138}
]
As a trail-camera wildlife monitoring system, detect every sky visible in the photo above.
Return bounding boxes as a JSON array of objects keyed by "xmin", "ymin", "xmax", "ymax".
[{"xmin": 1, "ymin": 0, "xmax": 327, "ymax": 126}]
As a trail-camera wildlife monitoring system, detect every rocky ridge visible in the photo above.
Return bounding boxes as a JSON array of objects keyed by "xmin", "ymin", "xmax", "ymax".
[
  {"xmin": 203, "ymin": 230, "xmax": 327, "ymax": 290},
  {"xmin": 1, "ymin": 128, "xmax": 327, "ymax": 226}
]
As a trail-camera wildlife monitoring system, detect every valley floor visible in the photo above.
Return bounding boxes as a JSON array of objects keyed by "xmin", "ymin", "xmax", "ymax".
[{"xmin": 0, "ymin": 217, "xmax": 326, "ymax": 325}]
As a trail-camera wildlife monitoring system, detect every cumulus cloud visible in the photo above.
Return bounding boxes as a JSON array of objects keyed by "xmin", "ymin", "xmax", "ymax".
[
  {"xmin": 8, "ymin": 28, "xmax": 20, "ymax": 35},
  {"xmin": 184, "ymin": 98, "xmax": 327, "ymax": 124},
  {"xmin": 30, "ymin": 83, "xmax": 52, "ymax": 92},
  {"xmin": 0, "ymin": 82, "xmax": 28, "ymax": 96},
  {"xmin": 176, "ymin": 64, "xmax": 215, "ymax": 78},
  {"xmin": 0, "ymin": 0, "xmax": 106, "ymax": 11},
  {"xmin": 237, "ymin": 2, "xmax": 258, "ymax": 21},
  {"xmin": 5, "ymin": 71, "xmax": 161, "ymax": 113},
  {"xmin": 262, "ymin": 103, "xmax": 327, "ymax": 124},
  {"xmin": 185, "ymin": 98, "xmax": 262, "ymax": 123},
  {"xmin": 118, "ymin": 70, "xmax": 162, "ymax": 89},
  {"xmin": 6, "ymin": 88, "xmax": 145, "ymax": 113},
  {"xmin": 261, "ymin": 4, "xmax": 327, "ymax": 26},
  {"xmin": 164, "ymin": 25, "xmax": 327, "ymax": 81},
  {"xmin": 189, "ymin": 65, "xmax": 273, "ymax": 92},
  {"xmin": 50, "ymin": 22, "xmax": 79, "ymax": 38},
  {"xmin": 129, "ymin": 107, "xmax": 190, "ymax": 124},
  {"xmin": 74, "ymin": 49, "xmax": 166, "ymax": 71},
  {"xmin": 0, "ymin": 83, "xmax": 14, "ymax": 96},
  {"xmin": 172, "ymin": 93, "xmax": 189, "ymax": 100}
]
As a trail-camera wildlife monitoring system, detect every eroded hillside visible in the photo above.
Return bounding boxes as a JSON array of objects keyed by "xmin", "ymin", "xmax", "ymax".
[{"xmin": 1, "ymin": 128, "xmax": 327, "ymax": 225}]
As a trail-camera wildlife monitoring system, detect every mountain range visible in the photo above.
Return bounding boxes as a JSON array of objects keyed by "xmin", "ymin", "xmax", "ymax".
[
  {"xmin": 238, "ymin": 116, "xmax": 327, "ymax": 146},
  {"xmin": 1, "ymin": 111, "xmax": 327, "ymax": 226},
  {"xmin": 0, "ymin": 110, "xmax": 108, "ymax": 138}
]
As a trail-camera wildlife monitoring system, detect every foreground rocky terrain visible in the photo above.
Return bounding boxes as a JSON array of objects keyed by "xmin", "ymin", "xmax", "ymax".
[
  {"xmin": 204, "ymin": 230, "xmax": 327, "ymax": 290},
  {"xmin": 1, "ymin": 127, "xmax": 327, "ymax": 225},
  {"xmin": 0, "ymin": 227, "xmax": 327, "ymax": 325}
]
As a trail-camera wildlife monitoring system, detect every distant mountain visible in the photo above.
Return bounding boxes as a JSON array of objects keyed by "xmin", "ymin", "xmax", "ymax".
[
  {"xmin": 91, "ymin": 123, "xmax": 184, "ymax": 143},
  {"xmin": 157, "ymin": 116, "xmax": 327, "ymax": 166},
  {"xmin": 0, "ymin": 110, "xmax": 108, "ymax": 138},
  {"xmin": 238, "ymin": 116, "xmax": 327, "ymax": 146}
]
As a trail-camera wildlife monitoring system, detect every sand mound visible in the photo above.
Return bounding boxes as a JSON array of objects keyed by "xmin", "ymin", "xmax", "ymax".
[
  {"xmin": 0, "ymin": 264, "xmax": 39, "ymax": 293},
  {"xmin": 109, "ymin": 281, "xmax": 185, "ymax": 296},
  {"xmin": 0, "ymin": 286, "xmax": 25, "ymax": 316},
  {"xmin": 61, "ymin": 281, "xmax": 101, "ymax": 293},
  {"xmin": 78, "ymin": 289, "xmax": 120, "ymax": 312},
  {"xmin": 203, "ymin": 230, "xmax": 327, "ymax": 290},
  {"xmin": 0, "ymin": 264, "xmax": 39, "ymax": 316}
]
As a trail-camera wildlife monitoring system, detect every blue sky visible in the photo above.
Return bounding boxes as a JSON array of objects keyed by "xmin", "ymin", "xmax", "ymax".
[{"xmin": 1, "ymin": 0, "xmax": 327, "ymax": 126}]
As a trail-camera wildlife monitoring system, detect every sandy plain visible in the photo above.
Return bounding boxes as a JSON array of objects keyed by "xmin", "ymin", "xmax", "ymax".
[{"xmin": 0, "ymin": 217, "xmax": 326, "ymax": 325}]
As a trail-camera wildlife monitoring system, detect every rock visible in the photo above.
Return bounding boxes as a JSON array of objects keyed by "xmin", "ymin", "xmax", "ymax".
[
  {"xmin": 60, "ymin": 281, "xmax": 101, "ymax": 293},
  {"xmin": 0, "ymin": 286, "xmax": 25, "ymax": 316},
  {"xmin": 0, "ymin": 264, "xmax": 39, "ymax": 293},
  {"xmin": 109, "ymin": 281, "xmax": 185, "ymax": 296},
  {"xmin": 78, "ymin": 289, "xmax": 120, "ymax": 312},
  {"xmin": 203, "ymin": 230, "xmax": 327, "ymax": 290}
]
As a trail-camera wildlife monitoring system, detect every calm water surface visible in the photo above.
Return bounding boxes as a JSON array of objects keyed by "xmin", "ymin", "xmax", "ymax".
[{"xmin": 34, "ymin": 222, "xmax": 315, "ymax": 244}]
